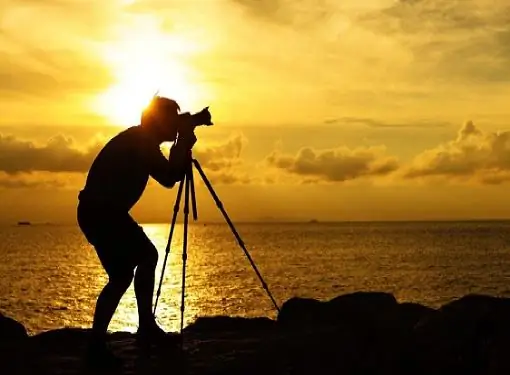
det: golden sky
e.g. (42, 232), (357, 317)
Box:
(1, 0), (510, 224)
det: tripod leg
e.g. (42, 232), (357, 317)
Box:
(189, 160), (198, 221)
(180, 164), (191, 336)
(154, 176), (186, 316)
(191, 159), (280, 314)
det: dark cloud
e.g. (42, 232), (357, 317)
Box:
(403, 121), (510, 184)
(265, 145), (399, 182)
(0, 133), (101, 174)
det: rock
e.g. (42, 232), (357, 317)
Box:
(408, 294), (510, 375)
(397, 302), (436, 330)
(277, 291), (399, 330)
(4, 292), (510, 375)
(276, 297), (325, 327)
(185, 316), (275, 334)
(0, 312), (29, 375)
(274, 292), (408, 375)
(0, 311), (28, 345)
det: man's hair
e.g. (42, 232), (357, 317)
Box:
(141, 96), (181, 127)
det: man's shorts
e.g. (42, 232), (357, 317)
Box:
(77, 200), (156, 278)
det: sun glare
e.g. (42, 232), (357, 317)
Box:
(93, 20), (206, 127)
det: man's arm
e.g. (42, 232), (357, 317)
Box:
(145, 136), (196, 188)
(145, 145), (184, 188)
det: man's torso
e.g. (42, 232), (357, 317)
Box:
(79, 126), (158, 212)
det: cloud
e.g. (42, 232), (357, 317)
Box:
(193, 134), (246, 171)
(265, 145), (399, 182)
(361, 0), (510, 39)
(324, 117), (449, 128)
(0, 1), (123, 101)
(403, 121), (510, 184)
(5, 121), (510, 189)
(0, 131), (254, 187)
(192, 134), (252, 185)
(0, 133), (101, 174)
(0, 50), (114, 100)
(230, 0), (336, 28)
(5, 0), (509, 129)
(367, 0), (490, 33)
(1, 0), (125, 41)
(200, 171), (252, 186)
(0, 171), (69, 190)
(359, 0), (510, 83)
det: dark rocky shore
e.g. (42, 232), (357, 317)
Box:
(3, 291), (510, 374)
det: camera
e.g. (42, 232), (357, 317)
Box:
(173, 107), (213, 148)
(191, 106), (213, 127)
(177, 107), (213, 138)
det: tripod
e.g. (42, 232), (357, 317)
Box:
(153, 153), (280, 343)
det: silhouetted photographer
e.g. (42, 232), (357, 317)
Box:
(77, 96), (212, 367)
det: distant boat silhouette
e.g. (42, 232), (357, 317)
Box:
(309, 219), (319, 223)
(17, 221), (31, 226)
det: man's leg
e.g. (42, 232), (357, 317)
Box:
(133, 241), (159, 330)
(91, 271), (134, 342)
(127, 222), (174, 343)
(86, 269), (133, 368)
(77, 202), (134, 342)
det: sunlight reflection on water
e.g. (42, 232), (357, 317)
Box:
(110, 223), (277, 334)
(114, 224), (206, 333)
(3, 221), (510, 335)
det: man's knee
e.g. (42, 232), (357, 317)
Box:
(108, 270), (134, 291)
(138, 243), (158, 269)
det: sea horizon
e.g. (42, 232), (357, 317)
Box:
(6, 217), (510, 227)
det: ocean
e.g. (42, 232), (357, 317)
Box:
(1, 220), (510, 335)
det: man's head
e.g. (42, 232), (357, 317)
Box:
(141, 96), (181, 142)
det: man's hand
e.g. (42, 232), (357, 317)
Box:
(177, 131), (197, 150)
(167, 139), (192, 183)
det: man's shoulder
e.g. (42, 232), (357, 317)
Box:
(99, 126), (160, 160)
(118, 125), (142, 138)
(107, 125), (145, 145)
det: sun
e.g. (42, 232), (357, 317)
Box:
(93, 20), (205, 127)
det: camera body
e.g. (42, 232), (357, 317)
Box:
(189, 106), (213, 128)
(177, 107), (213, 140)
